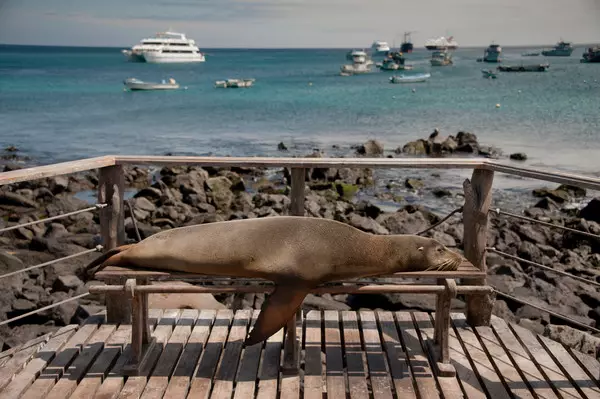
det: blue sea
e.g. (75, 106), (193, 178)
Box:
(1, 44), (599, 210)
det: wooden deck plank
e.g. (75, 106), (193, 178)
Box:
(69, 324), (132, 399)
(19, 314), (104, 399)
(0, 333), (52, 390)
(413, 312), (463, 399)
(210, 310), (251, 399)
(140, 309), (198, 399)
(537, 334), (600, 398)
(187, 310), (234, 399)
(117, 309), (181, 399)
(163, 310), (216, 399)
(0, 325), (77, 399)
(569, 350), (600, 389)
(376, 311), (417, 399)
(255, 324), (284, 399)
(359, 311), (393, 399)
(509, 322), (582, 399)
(323, 310), (346, 399)
(395, 312), (439, 399)
(92, 309), (163, 399)
(450, 313), (511, 399)
(280, 311), (301, 399)
(341, 311), (369, 399)
(302, 310), (323, 399)
(489, 317), (560, 399)
(232, 310), (261, 399)
(45, 324), (117, 399)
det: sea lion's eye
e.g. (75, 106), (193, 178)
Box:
(437, 247), (444, 252)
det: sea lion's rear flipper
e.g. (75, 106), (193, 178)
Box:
(85, 244), (135, 279)
(244, 285), (308, 346)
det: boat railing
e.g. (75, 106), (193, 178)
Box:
(1, 155), (600, 333)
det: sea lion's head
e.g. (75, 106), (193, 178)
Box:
(391, 236), (464, 272)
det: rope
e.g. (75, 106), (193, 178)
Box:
(0, 204), (107, 234)
(0, 246), (103, 280)
(416, 206), (463, 236)
(0, 292), (90, 327)
(488, 247), (600, 288)
(494, 290), (600, 335)
(127, 199), (142, 242)
(490, 208), (600, 240)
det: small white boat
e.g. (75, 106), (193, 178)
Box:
(389, 73), (431, 84)
(123, 78), (180, 90)
(215, 78), (255, 88)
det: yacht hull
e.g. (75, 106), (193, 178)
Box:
(143, 52), (206, 63)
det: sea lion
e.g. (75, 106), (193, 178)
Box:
(85, 216), (463, 346)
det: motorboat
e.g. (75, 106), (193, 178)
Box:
(481, 69), (498, 79)
(541, 40), (574, 57)
(341, 50), (374, 75)
(522, 51), (540, 56)
(346, 50), (368, 63)
(497, 63), (549, 72)
(214, 79), (255, 88)
(425, 36), (458, 50)
(378, 51), (413, 70)
(482, 43), (502, 63)
(371, 41), (391, 54)
(122, 31), (206, 63)
(400, 32), (414, 53)
(430, 49), (453, 66)
(581, 46), (600, 63)
(123, 78), (180, 91)
(389, 73), (431, 84)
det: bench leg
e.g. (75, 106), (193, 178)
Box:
(282, 309), (301, 374)
(123, 279), (155, 376)
(429, 278), (457, 377)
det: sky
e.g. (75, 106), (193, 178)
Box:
(0, 0), (599, 48)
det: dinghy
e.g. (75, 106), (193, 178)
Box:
(124, 78), (180, 90)
(389, 73), (431, 84)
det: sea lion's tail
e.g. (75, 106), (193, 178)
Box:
(85, 244), (135, 279)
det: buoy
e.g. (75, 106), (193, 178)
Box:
(392, 95), (396, 99)
(496, 103), (501, 108)
(517, 90), (522, 93)
(308, 82), (313, 86)
(583, 80), (587, 84)
(412, 88), (416, 93)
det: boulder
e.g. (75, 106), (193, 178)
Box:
(356, 140), (384, 156)
(510, 153), (527, 161)
(378, 211), (429, 235)
(205, 176), (234, 211)
(53, 275), (84, 293)
(0, 192), (37, 208)
(402, 140), (428, 155)
(405, 178), (423, 190)
(580, 198), (600, 224)
(348, 214), (389, 235)
(545, 324), (600, 357)
(532, 188), (570, 203)
(134, 197), (157, 213)
(277, 142), (288, 151)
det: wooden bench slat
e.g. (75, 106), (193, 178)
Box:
(0, 325), (77, 399)
(232, 310), (261, 399)
(302, 310), (323, 399)
(341, 311), (369, 399)
(489, 317), (559, 399)
(569, 349), (600, 389)
(140, 309), (198, 399)
(323, 310), (346, 399)
(413, 313), (463, 398)
(163, 310), (216, 399)
(395, 312), (440, 399)
(376, 311), (417, 399)
(359, 311), (393, 399)
(211, 309), (251, 399)
(187, 309), (234, 398)
(256, 323), (284, 399)
(279, 311), (301, 399)
(0, 333), (52, 391)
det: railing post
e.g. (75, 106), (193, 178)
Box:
(98, 164), (129, 323)
(283, 167), (305, 372)
(463, 168), (495, 326)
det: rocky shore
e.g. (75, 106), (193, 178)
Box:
(1, 135), (600, 356)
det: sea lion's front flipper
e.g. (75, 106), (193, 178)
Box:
(244, 285), (309, 346)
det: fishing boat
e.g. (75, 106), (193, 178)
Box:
(214, 79), (255, 88)
(378, 51), (413, 70)
(541, 40), (574, 57)
(581, 46), (600, 63)
(400, 32), (414, 53)
(389, 73), (431, 84)
(430, 49), (453, 66)
(482, 43), (502, 63)
(481, 69), (497, 79)
(123, 78), (180, 91)
(522, 51), (540, 56)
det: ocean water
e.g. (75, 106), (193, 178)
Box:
(1, 45), (599, 209)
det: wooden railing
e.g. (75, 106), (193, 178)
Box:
(2, 155), (600, 328)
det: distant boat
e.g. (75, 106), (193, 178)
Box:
(122, 31), (206, 63)
(482, 43), (502, 63)
(371, 41), (391, 54)
(378, 51), (413, 70)
(425, 36), (458, 50)
(522, 51), (540, 56)
(430, 49), (453, 66)
(400, 32), (414, 53)
(481, 69), (497, 79)
(389, 73), (431, 84)
(581, 46), (600, 63)
(341, 50), (374, 75)
(214, 79), (255, 88)
(497, 63), (549, 72)
(541, 40), (574, 57)
(123, 78), (180, 91)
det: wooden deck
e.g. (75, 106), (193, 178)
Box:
(1, 309), (599, 399)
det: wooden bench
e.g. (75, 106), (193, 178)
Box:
(89, 262), (492, 378)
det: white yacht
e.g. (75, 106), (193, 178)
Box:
(425, 36), (458, 50)
(122, 31), (206, 63)
(371, 41), (391, 54)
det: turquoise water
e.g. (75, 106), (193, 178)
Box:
(1, 45), (599, 195)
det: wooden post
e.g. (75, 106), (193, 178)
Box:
(98, 165), (128, 323)
(283, 167), (305, 372)
(463, 168), (495, 326)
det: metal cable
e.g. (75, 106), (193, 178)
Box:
(416, 206), (463, 236)
(0, 203), (107, 234)
(490, 208), (600, 240)
(0, 293), (90, 327)
(0, 246), (103, 280)
(488, 247), (600, 288)
(493, 289), (600, 335)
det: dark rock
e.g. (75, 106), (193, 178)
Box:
(48, 292), (79, 325)
(517, 241), (543, 264)
(124, 219), (160, 240)
(134, 187), (162, 201)
(44, 223), (69, 240)
(355, 201), (382, 220)
(493, 300), (516, 323)
(545, 325), (600, 357)
(455, 143), (477, 153)
(377, 211), (428, 235)
(48, 176), (70, 194)
(557, 184), (586, 198)
(518, 319), (545, 335)
(532, 188), (570, 203)
(348, 214), (389, 235)
(303, 294), (351, 311)
(133, 197), (156, 213)
(402, 140), (428, 155)
(441, 137), (458, 153)
(53, 275), (84, 293)
(205, 176), (234, 211)
(355, 140), (384, 156)
(11, 298), (37, 312)
(456, 131), (478, 145)
(478, 145), (502, 158)
(533, 197), (560, 210)
(432, 188), (452, 198)
(510, 152), (527, 161)
(405, 178), (423, 190)
(513, 224), (546, 245)
(0, 192), (37, 208)
(4, 145), (18, 152)
(277, 142), (288, 151)
(430, 231), (456, 247)
(580, 198), (600, 224)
